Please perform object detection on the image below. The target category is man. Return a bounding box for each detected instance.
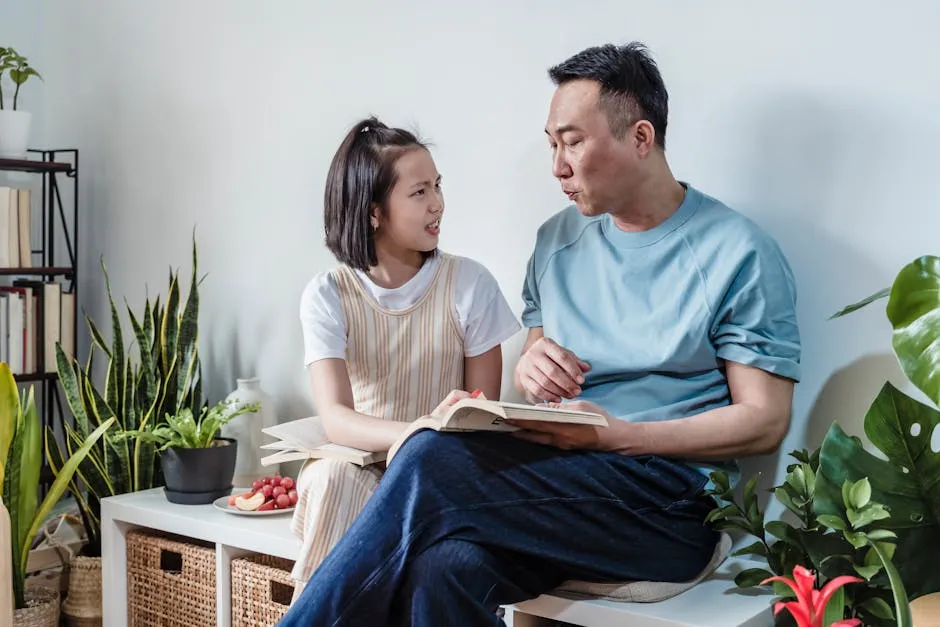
[279,42,800,627]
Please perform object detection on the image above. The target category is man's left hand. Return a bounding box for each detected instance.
[507,400,614,451]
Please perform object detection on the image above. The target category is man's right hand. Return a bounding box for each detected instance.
[515,336,591,403]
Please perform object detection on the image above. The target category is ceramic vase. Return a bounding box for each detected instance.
[222,377,278,485]
[0,110,32,158]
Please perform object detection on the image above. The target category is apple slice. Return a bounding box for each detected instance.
[235,492,265,511]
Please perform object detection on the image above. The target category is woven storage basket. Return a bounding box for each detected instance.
[231,554,296,626]
[12,587,59,627]
[126,529,216,626]
[62,555,102,626]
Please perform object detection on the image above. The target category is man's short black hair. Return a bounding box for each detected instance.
[548,42,669,149]
[323,116,429,271]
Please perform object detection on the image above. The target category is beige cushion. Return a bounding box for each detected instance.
[553,533,732,603]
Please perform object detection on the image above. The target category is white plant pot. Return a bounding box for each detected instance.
[0,110,32,158]
[222,377,278,486]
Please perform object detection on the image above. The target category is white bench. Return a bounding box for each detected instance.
[101,488,772,627]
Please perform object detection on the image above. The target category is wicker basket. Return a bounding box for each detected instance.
[62,555,102,626]
[231,554,296,626]
[12,586,59,627]
[126,529,216,626]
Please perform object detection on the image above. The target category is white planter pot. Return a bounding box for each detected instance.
[0,110,32,158]
[222,377,278,486]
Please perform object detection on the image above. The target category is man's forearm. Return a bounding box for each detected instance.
[606,402,790,460]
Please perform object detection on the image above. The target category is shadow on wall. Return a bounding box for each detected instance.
[805,352,906,450]
[726,94,896,504]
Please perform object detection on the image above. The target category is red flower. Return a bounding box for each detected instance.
[761,565,862,627]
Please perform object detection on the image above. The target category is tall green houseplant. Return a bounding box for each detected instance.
[820,255,940,602]
[1,363,113,610]
[49,236,204,556]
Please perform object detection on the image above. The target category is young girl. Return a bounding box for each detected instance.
[291,116,520,595]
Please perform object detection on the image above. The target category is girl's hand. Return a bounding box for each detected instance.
[430,389,477,416]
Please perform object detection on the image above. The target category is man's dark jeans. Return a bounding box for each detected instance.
[279,430,718,626]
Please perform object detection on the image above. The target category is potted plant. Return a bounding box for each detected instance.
[707,254,940,626]
[47,235,205,624]
[116,399,260,504]
[0,47,42,157]
[0,363,114,626]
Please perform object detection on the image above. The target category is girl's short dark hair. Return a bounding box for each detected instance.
[323,116,428,271]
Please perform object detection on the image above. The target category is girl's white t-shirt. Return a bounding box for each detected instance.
[300,253,521,367]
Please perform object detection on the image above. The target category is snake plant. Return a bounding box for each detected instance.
[1,363,113,609]
[48,235,204,556]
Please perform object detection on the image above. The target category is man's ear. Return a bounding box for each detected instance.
[632,120,656,157]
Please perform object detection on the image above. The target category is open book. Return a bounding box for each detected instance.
[261,398,608,468]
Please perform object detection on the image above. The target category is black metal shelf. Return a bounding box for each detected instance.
[0,148,78,490]
[0,156,74,175]
[0,266,74,277]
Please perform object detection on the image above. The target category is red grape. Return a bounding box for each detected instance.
[281,477,295,491]
[262,484,274,498]
[276,494,291,509]
[252,480,264,491]
[288,489,298,505]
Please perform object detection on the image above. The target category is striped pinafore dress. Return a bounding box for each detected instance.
[289,253,465,592]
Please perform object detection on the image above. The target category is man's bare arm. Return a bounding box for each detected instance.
[512,361,793,459]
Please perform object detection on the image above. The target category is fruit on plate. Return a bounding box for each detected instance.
[235,492,266,511]
[229,474,298,511]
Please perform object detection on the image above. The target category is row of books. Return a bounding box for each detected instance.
[1,280,75,374]
[0,186,32,269]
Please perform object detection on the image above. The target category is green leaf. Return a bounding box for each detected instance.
[830,287,891,319]
[705,503,737,523]
[821,585,845,627]
[765,520,799,544]
[15,388,40,564]
[886,255,940,407]
[0,362,19,487]
[865,529,897,541]
[815,393,940,598]
[848,503,891,530]
[56,343,90,435]
[859,597,896,621]
[774,486,798,514]
[731,541,768,559]
[709,471,730,494]
[742,472,760,514]
[19,418,115,593]
[854,563,883,580]
[734,568,774,588]
[849,478,872,509]
[816,514,846,530]
[843,530,868,549]
[868,537,913,627]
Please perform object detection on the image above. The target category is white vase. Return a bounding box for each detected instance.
[222,377,278,486]
[0,110,32,158]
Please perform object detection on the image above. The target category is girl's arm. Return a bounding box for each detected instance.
[308,358,411,452]
[463,345,503,400]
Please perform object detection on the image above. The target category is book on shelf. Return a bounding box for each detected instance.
[0,186,31,269]
[260,395,607,468]
[0,280,74,375]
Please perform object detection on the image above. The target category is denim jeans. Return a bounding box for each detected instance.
[278,430,718,627]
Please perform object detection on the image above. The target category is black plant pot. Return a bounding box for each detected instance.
[160,437,237,505]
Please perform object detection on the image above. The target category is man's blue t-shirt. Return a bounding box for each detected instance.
[521,184,801,482]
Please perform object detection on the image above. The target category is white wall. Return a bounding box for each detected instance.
[13,1,940,484]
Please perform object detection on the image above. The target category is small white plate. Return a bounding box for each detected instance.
[212,495,295,516]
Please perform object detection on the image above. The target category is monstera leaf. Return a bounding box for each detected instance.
[816,382,940,599]
[886,255,940,408]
